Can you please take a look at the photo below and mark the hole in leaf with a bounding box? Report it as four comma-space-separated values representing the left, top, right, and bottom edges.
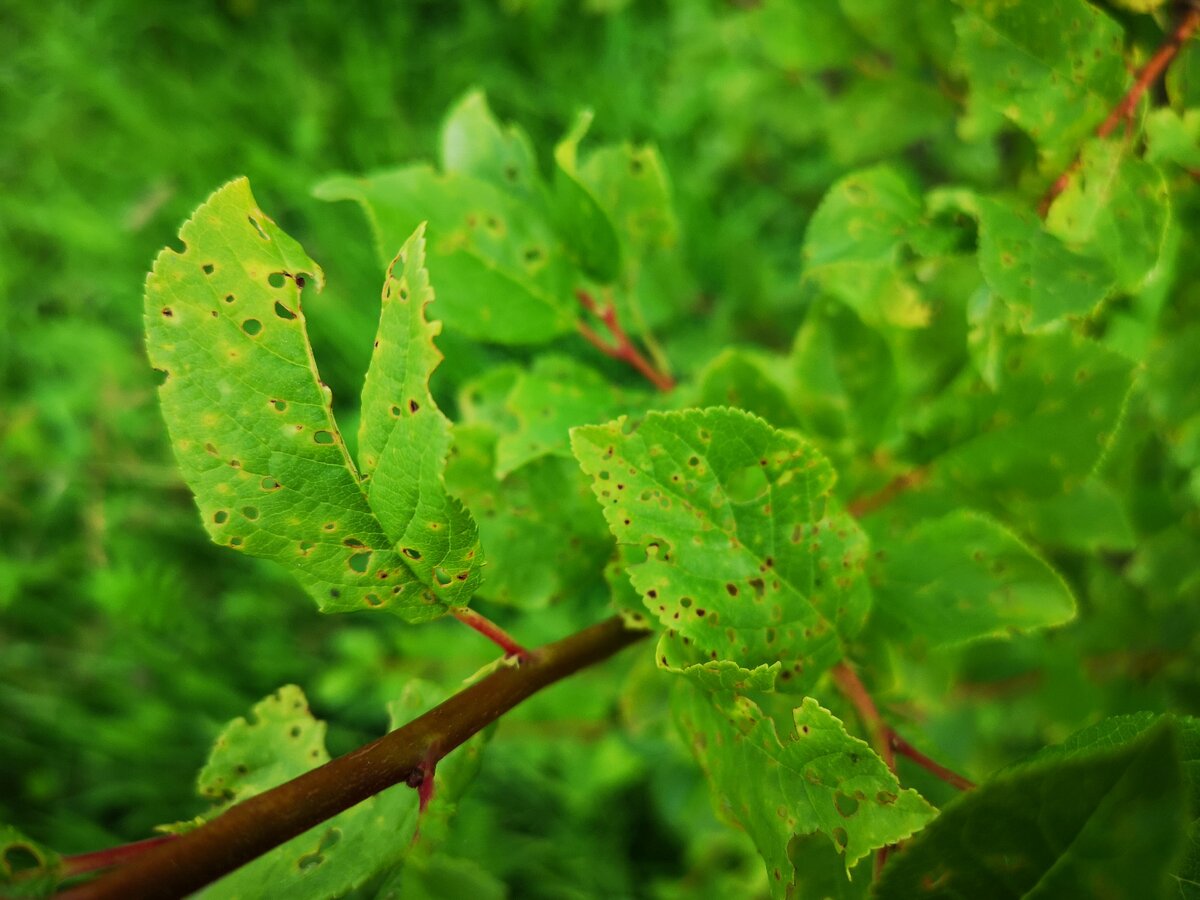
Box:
724, 464, 770, 503
242, 319, 262, 336
402, 547, 422, 560
230, 536, 244, 548
153, 368, 170, 386
271, 399, 287, 412
433, 567, 452, 586
242, 506, 259, 520
313, 430, 335, 445
408, 399, 420, 414
389, 405, 401, 418
348, 551, 371, 574
224, 293, 235, 304
260, 477, 282, 492
274, 301, 297, 320
248, 216, 268, 240
364, 593, 383, 607
3, 844, 43, 876
268, 272, 286, 288
161, 307, 174, 318
202, 263, 215, 275
213, 510, 229, 524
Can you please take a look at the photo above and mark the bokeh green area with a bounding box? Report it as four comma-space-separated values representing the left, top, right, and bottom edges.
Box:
3, 1, 1200, 897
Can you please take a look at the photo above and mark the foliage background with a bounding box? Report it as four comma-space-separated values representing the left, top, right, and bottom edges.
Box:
2, 1, 1198, 897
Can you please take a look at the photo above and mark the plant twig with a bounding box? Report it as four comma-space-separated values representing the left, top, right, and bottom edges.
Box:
60, 615, 647, 900
575, 290, 675, 392
450, 606, 530, 660
889, 733, 976, 792
847, 468, 928, 519
830, 661, 894, 770
1039, 4, 1200, 215
830, 661, 974, 878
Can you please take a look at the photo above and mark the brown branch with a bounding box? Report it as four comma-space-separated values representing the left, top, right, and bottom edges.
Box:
575, 290, 675, 392
60, 616, 647, 900
1040, 4, 1200, 216
450, 606, 530, 659
847, 467, 928, 519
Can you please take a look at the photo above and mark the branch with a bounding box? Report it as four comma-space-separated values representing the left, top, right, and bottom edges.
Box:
846, 468, 928, 519
61, 616, 647, 900
575, 290, 676, 393
1040, 3, 1200, 215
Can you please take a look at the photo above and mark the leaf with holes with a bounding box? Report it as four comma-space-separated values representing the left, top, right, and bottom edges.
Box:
674, 686, 935, 892
571, 408, 871, 692
874, 717, 1185, 899
145, 178, 473, 620
871, 510, 1076, 648
186, 684, 487, 900
358, 225, 482, 605
0, 824, 61, 896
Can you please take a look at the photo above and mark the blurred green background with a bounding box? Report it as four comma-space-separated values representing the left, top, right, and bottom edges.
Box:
3, 1, 1200, 897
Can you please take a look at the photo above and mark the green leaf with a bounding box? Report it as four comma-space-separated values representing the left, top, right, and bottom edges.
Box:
975, 196, 1114, 327
953, 0, 1128, 171
789, 298, 897, 449
872, 510, 1076, 648
193, 683, 487, 900
1045, 139, 1170, 294
572, 408, 871, 691
496, 355, 637, 478
357, 227, 482, 605
314, 166, 575, 344
691, 348, 799, 430
874, 718, 1186, 899
0, 824, 61, 898
932, 331, 1134, 501
553, 110, 622, 282
1145, 109, 1200, 169
440, 90, 541, 203
576, 142, 679, 254
801, 166, 930, 328
445, 424, 613, 609
145, 178, 440, 620
674, 687, 935, 890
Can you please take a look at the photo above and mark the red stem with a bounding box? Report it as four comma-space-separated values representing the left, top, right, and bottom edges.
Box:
847, 468, 928, 519
575, 290, 675, 393
890, 733, 976, 792
450, 607, 530, 660
1040, 5, 1200, 216
56, 835, 180, 879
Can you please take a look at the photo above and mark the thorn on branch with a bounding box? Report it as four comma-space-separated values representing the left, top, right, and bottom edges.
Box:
1039, 4, 1200, 216
575, 290, 675, 393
